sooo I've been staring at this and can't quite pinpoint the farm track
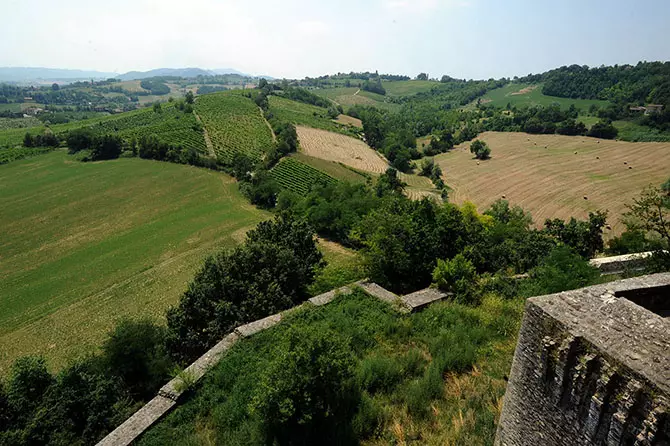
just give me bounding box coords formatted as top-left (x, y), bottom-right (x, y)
top-left (194, 111), bottom-right (216, 158)
top-left (434, 132), bottom-right (670, 235)
top-left (259, 106), bottom-right (277, 143)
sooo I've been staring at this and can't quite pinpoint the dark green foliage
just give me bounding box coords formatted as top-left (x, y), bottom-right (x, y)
top-left (362, 77), bottom-right (386, 96)
top-left (90, 134), bottom-right (123, 161)
top-left (66, 128), bottom-right (95, 153)
top-left (251, 328), bottom-right (358, 445)
top-left (23, 130), bottom-right (60, 148)
top-left (184, 91), bottom-right (194, 105)
top-left (519, 246), bottom-right (601, 297)
top-left (375, 168), bottom-right (406, 197)
top-left (556, 118), bottom-right (587, 136)
top-left (140, 79), bottom-right (170, 95)
top-left (137, 134), bottom-right (202, 165)
top-left (432, 254), bottom-right (480, 304)
top-left (6, 357), bottom-right (53, 421)
top-left (101, 319), bottom-right (174, 400)
top-left (587, 121), bottom-right (618, 139)
top-left (606, 229), bottom-right (660, 255)
top-left (356, 355), bottom-right (403, 394)
top-left (165, 214), bottom-right (323, 363)
top-left (544, 210), bottom-right (608, 258)
top-left (240, 169), bottom-right (281, 208)
top-left (470, 139), bottom-right (491, 160)
top-left (280, 87), bottom-right (331, 109)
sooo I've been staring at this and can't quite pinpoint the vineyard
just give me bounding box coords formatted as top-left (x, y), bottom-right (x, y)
top-left (270, 157), bottom-right (338, 195)
top-left (195, 91), bottom-right (273, 163)
top-left (70, 105), bottom-right (207, 154)
top-left (0, 117), bottom-right (42, 131)
top-left (0, 146), bottom-right (54, 164)
top-left (268, 95), bottom-right (352, 134)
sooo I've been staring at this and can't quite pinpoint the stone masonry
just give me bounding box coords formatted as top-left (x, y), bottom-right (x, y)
top-left (496, 273), bottom-right (670, 446)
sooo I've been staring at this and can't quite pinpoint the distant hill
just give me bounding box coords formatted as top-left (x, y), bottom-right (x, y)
top-left (0, 67), bottom-right (119, 82)
top-left (118, 68), bottom-right (214, 80)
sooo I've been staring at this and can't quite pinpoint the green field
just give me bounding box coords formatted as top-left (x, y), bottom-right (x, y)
top-left (313, 87), bottom-right (401, 112)
top-left (268, 95), bottom-right (345, 133)
top-left (0, 146), bottom-right (54, 164)
top-left (291, 152), bottom-right (369, 184)
top-left (478, 83), bottom-right (610, 110)
top-left (0, 103), bottom-right (207, 152)
top-left (270, 157), bottom-right (338, 194)
top-left (0, 151), bottom-right (269, 373)
top-left (381, 80), bottom-right (439, 96)
top-left (0, 116), bottom-right (42, 130)
top-left (195, 91), bottom-right (273, 163)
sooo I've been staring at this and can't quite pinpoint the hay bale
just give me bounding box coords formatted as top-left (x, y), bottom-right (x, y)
top-left (629, 166), bottom-right (633, 169)
top-left (596, 156), bottom-right (600, 160)
top-left (502, 195), bottom-right (506, 199)
top-left (574, 151), bottom-right (578, 155)
top-left (584, 196), bottom-right (588, 200)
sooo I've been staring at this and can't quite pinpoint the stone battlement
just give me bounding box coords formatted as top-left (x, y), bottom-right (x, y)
top-left (496, 273), bottom-right (670, 446)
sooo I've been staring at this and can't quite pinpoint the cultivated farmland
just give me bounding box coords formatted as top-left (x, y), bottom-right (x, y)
top-left (268, 95), bottom-right (345, 133)
top-left (296, 125), bottom-right (388, 173)
top-left (195, 91), bottom-right (273, 163)
top-left (475, 83), bottom-right (610, 110)
top-left (0, 151), bottom-right (269, 373)
top-left (269, 157), bottom-right (338, 195)
top-left (434, 132), bottom-right (670, 234)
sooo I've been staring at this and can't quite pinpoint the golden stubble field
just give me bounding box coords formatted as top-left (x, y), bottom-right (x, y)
top-left (434, 132), bottom-right (670, 235)
top-left (296, 126), bottom-right (441, 200)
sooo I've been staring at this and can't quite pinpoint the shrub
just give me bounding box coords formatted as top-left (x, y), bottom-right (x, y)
top-left (356, 355), bottom-right (403, 394)
top-left (352, 393), bottom-right (385, 439)
top-left (6, 357), bottom-right (53, 420)
top-left (432, 254), bottom-right (480, 304)
top-left (587, 121), bottom-right (618, 139)
top-left (250, 328), bottom-right (359, 445)
top-left (519, 246), bottom-right (600, 297)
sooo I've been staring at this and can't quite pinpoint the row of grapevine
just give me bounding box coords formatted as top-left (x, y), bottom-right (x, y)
top-left (269, 157), bottom-right (338, 195)
top-left (194, 91), bottom-right (273, 164)
top-left (0, 146), bottom-right (54, 164)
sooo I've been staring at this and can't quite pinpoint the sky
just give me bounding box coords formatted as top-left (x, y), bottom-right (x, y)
top-left (1, 0), bottom-right (669, 79)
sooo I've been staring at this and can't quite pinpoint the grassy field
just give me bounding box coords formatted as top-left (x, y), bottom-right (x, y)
top-left (139, 289), bottom-right (522, 445)
top-left (434, 132), bottom-right (670, 235)
top-left (0, 151), bottom-right (269, 373)
top-left (195, 91), bottom-right (273, 163)
top-left (477, 83), bottom-right (610, 110)
top-left (313, 87), bottom-right (401, 112)
top-left (268, 95), bottom-right (348, 133)
top-left (381, 80), bottom-right (439, 97)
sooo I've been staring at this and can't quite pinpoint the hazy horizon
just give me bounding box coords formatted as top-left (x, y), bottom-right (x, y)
top-left (1, 0), bottom-right (669, 80)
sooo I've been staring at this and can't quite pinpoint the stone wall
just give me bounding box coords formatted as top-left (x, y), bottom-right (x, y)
top-left (496, 273), bottom-right (670, 446)
top-left (96, 281), bottom-right (450, 446)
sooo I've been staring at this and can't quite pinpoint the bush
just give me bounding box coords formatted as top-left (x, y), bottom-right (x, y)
top-left (250, 328), bottom-right (359, 445)
top-left (432, 254), bottom-right (480, 304)
top-left (351, 393), bottom-right (385, 439)
top-left (356, 355), bottom-right (403, 394)
top-left (6, 357), bottom-right (53, 419)
top-left (101, 319), bottom-right (174, 400)
top-left (519, 246), bottom-right (600, 297)
top-left (588, 121), bottom-right (618, 139)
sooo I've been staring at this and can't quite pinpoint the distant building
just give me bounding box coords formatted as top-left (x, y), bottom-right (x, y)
top-left (629, 104), bottom-right (664, 115)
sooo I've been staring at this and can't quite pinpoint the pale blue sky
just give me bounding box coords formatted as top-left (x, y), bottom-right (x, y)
top-left (1, 0), bottom-right (668, 79)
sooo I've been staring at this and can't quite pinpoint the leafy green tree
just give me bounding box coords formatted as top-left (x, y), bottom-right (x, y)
top-left (432, 254), bottom-right (480, 304)
top-left (470, 139), bottom-right (491, 160)
top-left (519, 246), bottom-right (600, 297)
top-left (623, 185), bottom-right (670, 270)
top-left (587, 121), bottom-right (618, 139)
top-left (90, 134), bottom-right (123, 161)
top-left (166, 215), bottom-right (323, 362)
top-left (184, 91), bottom-right (194, 104)
top-left (66, 128), bottom-right (95, 153)
top-left (152, 102), bottom-right (162, 113)
top-left (101, 319), bottom-right (173, 400)
top-left (544, 211), bottom-right (608, 258)
top-left (6, 357), bottom-right (53, 420)
top-left (250, 328), bottom-right (358, 445)
top-left (417, 73), bottom-right (428, 81)
top-left (375, 168), bottom-right (406, 197)
top-left (23, 132), bottom-right (33, 148)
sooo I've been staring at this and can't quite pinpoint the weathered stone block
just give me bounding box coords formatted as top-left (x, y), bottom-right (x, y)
top-left (400, 287), bottom-right (451, 312)
top-left (495, 273), bottom-right (670, 446)
top-left (234, 313), bottom-right (282, 338)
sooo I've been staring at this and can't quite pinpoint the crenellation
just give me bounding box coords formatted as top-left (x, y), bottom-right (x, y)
top-left (496, 273), bottom-right (670, 446)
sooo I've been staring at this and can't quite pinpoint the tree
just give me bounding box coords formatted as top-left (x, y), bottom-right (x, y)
top-left (90, 134), bottom-right (123, 161)
top-left (184, 91), bottom-right (194, 104)
top-left (166, 215), bottom-right (323, 362)
top-left (470, 139), bottom-right (491, 160)
top-left (587, 121), bottom-right (618, 139)
top-left (544, 211), bottom-right (608, 258)
top-left (432, 254), bottom-right (480, 304)
top-left (23, 132), bottom-right (33, 147)
top-left (51, 83), bottom-right (59, 91)
top-left (6, 357), bottom-right (53, 419)
top-left (417, 73), bottom-right (428, 81)
top-left (250, 328), bottom-right (358, 445)
top-left (520, 246), bottom-right (600, 297)
top-left (375, 168), bottom-right (406, 197)
top-left (66, 128), bottom-right (95, 153)
top-left (152, 102), bottom-right (162, 113)
top-left (101, 319), bottom-right (173, 400)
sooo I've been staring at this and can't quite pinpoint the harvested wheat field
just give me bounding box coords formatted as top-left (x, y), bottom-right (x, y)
top-left (434, 132), bottom-right (670, 235)
top-left (297, 126), bottom-right (388, 173)
top-left (334, 114), bottom-right (363, 128)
